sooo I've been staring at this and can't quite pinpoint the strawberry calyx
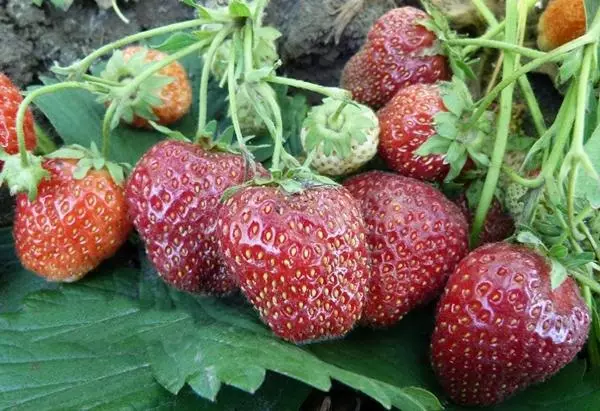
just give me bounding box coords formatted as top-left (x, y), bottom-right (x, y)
top-left (301, 98), bottom-right (378, 161)
top-left (419, 0), bottom-right (476, 80)
top-left (97, 48), bottom-right (175, 126)
top-left (0, 151), bottom-right (49, 200)
top-left (416, 77), bottom-right (494, 182)
top-left (46, 143), bottom-right (129, 186)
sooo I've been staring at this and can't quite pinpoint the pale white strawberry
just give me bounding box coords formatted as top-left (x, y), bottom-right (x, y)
top-left (301, 98), bottom-right (379, 176)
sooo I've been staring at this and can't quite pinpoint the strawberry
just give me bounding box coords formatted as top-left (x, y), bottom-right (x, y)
top-left (216, 185), bottom-right (370, 343)
top-left (101, 46), bottom-right (192, 128)
top-left (431, 243), bottom-right (590, 406)
top-left (0, 73), bottom-right (37, 165)
top-left (13, 159), bottom-right (131, 282)
top-left (301, 98), bottom-right (379, 176)
top-left (341, 7), bottom-right (450, 109)
top-left (538, 0), bottom-right (585, 51)
top-left (455, 193), bottom-right (514, 244)
top-left (126, 140), bottom-right (263, 294)
top-left (377, 83), bottom-right (450, 182)
top-left (343, 171), bottom-right (468, 327)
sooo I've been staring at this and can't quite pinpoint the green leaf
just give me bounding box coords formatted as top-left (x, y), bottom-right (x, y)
top-left (153, 32), bottom-right (202, 53)
top-left (0, 228), bottom-right (58, 314)
top-left (558, 49), bottom-right (583, 85)
top-left (229, 0), bottom-right (252, 17)
top-left (516, 231), bottom-right (545, 248)
top-left (576, 124), bottom-right (600, 208)
top-left (563, 252), bottom-right (595, 269)
top-left (448, 360), bottom-right (600, 410)
top-left (550, 259), bottom-right (569, 290)
top-left (0, 252), bottom-right (441, 411)
top-left (415, 135), bottom-right (451, 156)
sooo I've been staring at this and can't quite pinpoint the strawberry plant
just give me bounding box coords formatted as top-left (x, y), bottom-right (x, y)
top-left (2, 0), bottom-right (600, 409)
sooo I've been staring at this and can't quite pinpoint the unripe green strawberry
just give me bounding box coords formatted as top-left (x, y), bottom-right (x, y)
top-left (229, 84), bottom-right (276, 137)
top-left (505, 181), bottom-right (528, 218)
top-left (211, 27), bottom-right (281, 83)
top-left (301, 99), bottom-right (379, 176)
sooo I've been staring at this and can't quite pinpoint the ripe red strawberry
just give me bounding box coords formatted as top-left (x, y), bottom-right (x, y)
top-left (126, 140), bottom-right (263, 294)
top-left (431, 243), bottom-right (590, 406)
top-left (343, 171), bottom-right (468, 327)
top-left (455, 193), bottom-right (514, 244)
top-left (105, 46), bottom-right (192, 128)
top-left (341, 7), bottom-right (450, 109)
top-left (0, 73), bottom-right (37, 164)
top-left (377, 83), bottom-right (450, 182)
top-left (14, 159), bottom-right (131, 282)
top-left (216, 185), bottom-right (370, 343)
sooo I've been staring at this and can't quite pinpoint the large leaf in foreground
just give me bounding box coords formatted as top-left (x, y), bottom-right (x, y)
top-left (0, 262), bottom-right (441, 411)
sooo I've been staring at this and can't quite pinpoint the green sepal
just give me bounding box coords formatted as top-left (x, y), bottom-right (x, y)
top-left (45, 143), bottom-right (129, 186)
top-left (99, 48), bottom-right (176, 125)
top-left (550, 259), bottom-right (569, 290)
top-left (419, 1), bottom-right (476, 80)
top-left (149, 121), bottom-right (191, 142)
top-left (301, 98), bottom-right (378, 160)
top-left (228, 0), bottom-right (251, 18)
top-left (0, 151), bottom-right (49, 201)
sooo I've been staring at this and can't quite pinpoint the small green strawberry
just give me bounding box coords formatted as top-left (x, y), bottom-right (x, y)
top-left (301, 99), bottom-right (379, 176)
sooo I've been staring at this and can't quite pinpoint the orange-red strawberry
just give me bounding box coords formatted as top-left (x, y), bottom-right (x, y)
top-left (344, 171), bottom-right (468, 327)
top-left (378, 83), bottom-right (450, 182)
top-left (126, 140), bottom-right (263, 294)
top-left (454, 193), bottom-right (514, 244)
top-left (0, 73), bottom-right (36, 165)
top-left (341, 7), bottom-right (450, 109)
top-left (14, 159), bottom-right (131, 282)
top-left (537, 0), bottom-right (585, 51)
top-left (216, 185), bottom-right (370, 343)
top-left (431, 243), bottom-right (590, 406)
top-left (104, 46), bottom-right (192, 128)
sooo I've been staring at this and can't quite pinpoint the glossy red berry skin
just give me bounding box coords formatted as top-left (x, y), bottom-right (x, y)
top-left (0, 73), bottom-right (36, 165)
top-left (217, 185), bottom-right (370, 343)
top-left (341, 7), bottom-right (450, 109)
top-left (126, 140), bottom-right (261, 294)
top-left (431, 243), bottom-right (590, 406)
top-left (14, 159), bottom-right (131, 282)
top-left (344, 171), bottom-right (469, 327)
top-left (378, 83), bottom-right (450, 182)
top-left (454, 193), bottom-right (515, 244)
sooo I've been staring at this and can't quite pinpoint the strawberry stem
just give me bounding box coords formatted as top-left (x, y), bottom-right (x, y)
top-left (470, 0), bottom-right (497, 27)
top-left (448, 39), bottom-right (547, 60)
top-left (227, 33), bottom-right (249, 154)
top-left (54, 19), bottom-right (213, 78)
top-left (254, 0), bottom-right (270, 28)
top-left (572, 271), bottom-right (600, 295)
top-left (329, 101), bottom-right (348, 129)
top-left (17, 82), bottom-right (93, 167)
top-left (468, 31), bottom-right (598, 129)
top-left (196, 27), bottom-right (235, 142)
top-left (470, 0), bottom-right (519, 246)
top-left (463, 22), bottom-right (505, 55)
top-left (111, 0), bottom-right (130, 24)
top-left (243, 21), bottom-right (254, 74)
top-left (266, 76), bottom-right (350, 100)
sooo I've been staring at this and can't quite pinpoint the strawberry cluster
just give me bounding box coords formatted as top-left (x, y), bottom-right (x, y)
top-left (0, 1), bottom-right (595, 408)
